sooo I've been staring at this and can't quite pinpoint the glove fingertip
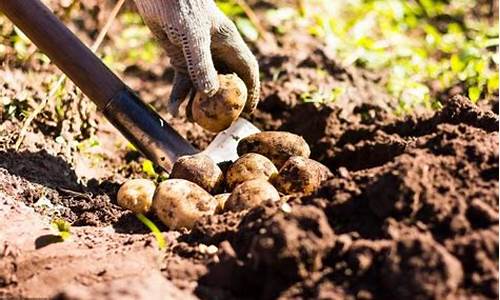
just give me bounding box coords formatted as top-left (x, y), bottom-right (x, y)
top-left (243, 95), bottom-right (259, 114)
top-left (168, 72), bottom-right (193, 117)
top-left (193, 71), bottom-right (220, 98)
top-left (243, 78), bottom-right (260, 114)
top-left (167, 99), bottom-right (182, 117)
top-left (186, 90), bottom-right (196, 122)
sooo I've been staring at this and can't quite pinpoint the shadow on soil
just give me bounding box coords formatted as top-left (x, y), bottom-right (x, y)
top-left (0, 149), bottom-right (83, 191)
top-left (0, 149), bottom-right (127, 227)
top-left (35, 234), bottom-right (64, 249)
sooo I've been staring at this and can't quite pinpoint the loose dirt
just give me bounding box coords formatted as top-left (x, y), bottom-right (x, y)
top-left (0, 2), bottom-right (498, 299)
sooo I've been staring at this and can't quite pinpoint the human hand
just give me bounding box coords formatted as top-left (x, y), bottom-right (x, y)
top-left (134, 0), bottom-right (260, 116)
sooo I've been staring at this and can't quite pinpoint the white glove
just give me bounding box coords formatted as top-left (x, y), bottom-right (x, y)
top-left (134, 0), bottom-right (260, 116)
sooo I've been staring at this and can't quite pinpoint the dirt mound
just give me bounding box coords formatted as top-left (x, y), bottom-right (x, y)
top-left (0, 153), bottom-right (124, 226)
top-left (184, 95), bottom-right (498, 299)
top-left (253, 47), bottom-right (395, 132)
top-left (236, 203), bottom-right (334, 279)
top-left (0, 3), bottom-right (497, 297)
top-left (1, 86), bottom-right (498, 299)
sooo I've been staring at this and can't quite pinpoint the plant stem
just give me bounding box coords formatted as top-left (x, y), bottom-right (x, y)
top-left (136, 213), bottom-right (166, 250)
top-left (233, 0), bottom-right (274, 44)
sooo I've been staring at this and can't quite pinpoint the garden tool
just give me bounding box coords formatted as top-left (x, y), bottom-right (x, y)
top-left (0, 0), bottom-right (260, 172)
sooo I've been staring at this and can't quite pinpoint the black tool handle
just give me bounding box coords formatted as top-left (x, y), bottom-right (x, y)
top-left (0, 0), bottom-right (198, 171)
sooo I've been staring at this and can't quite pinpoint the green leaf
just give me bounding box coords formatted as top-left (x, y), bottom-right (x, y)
top-left (157, 173), bottom-right (170, 182)
top-left (51, 218), bottom-right (72, 241)
top-left (77, 137), bottom-right (100, 152)
top-left (59, 231), bottom-right (71, 240)
top-left (450, 54), bottom-right (465, 73)
top-left (468, 86), bottom-right (481, 103)
top-left (13, 26), bottom-right (30, 43)
top-left (266, 7), bottom-right (297, 24)
top-left (487, 73), bottom-right (499, 93)
top-left (473, 59), bottom-right (486, 74)
top-left (447, 23), bottom-right (462, 34)
top-left (216, 1), bottom-right (244, 17)
top-left (331, 87), bottom-right (345, 101)
top-left (136, 213), bottom-right (166, 250)
top-left (121, 12), bottom-right (144, 25)
top-left (236, 18), bottom-right (259, 42)
top-left (126, 142), bottom-right (138, 152)
top-left (142, 160), bottom-right (157, 177)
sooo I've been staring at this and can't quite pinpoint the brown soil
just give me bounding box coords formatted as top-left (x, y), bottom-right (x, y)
top-left (0, 2), bottom-right (498, 300)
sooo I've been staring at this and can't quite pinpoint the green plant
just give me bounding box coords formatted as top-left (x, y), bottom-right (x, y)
top-left (77, 136), bottom-right (100, 152)
top-left (267, 0), bottom-right (499, 111)
top-left (51, 218), bottom-right (72, 241)
top-left (126, 142), bottom-right (138, 152)
top-left (102, 12), bottom-right (161, 72)
top-left (216, 0), bottom-right (259, 41)
top-left (136, 213), bottom-right (166, 250)
top-left (142, 159), bottom-right (158, 178)
top-left (1, 96), bottom-right (30, 120)
top-left (301, 87), bottom-right (345, 104)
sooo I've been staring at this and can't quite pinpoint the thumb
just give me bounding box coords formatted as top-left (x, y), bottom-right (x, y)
top-left (168, 71), bottom-right (192, 116)
top-left (181, 27), bottom-right (219, 97)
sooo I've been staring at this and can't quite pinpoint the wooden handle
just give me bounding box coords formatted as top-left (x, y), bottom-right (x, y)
top-left (0, 0), bottom-right (124, 109)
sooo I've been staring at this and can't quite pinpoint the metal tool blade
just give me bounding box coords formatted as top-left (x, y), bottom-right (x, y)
top-left (201, 118), bottom-right (261, 164)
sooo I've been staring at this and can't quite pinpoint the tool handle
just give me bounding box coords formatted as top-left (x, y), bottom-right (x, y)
top-left (0, 0), bottom-right (122, 108)
top-left (0, 0), bottom-right (199, 171)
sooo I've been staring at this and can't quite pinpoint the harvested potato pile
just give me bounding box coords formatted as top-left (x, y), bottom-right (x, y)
top-left (117, 131), bottom-right (331, 230)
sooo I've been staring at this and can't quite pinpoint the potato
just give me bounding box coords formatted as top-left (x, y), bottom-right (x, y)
top-left (170, 154), bottom-right (223, 194)
top-left (225, 153), bottom-right (278, 190)
top-left (117, 179), bottom-right (156, 214)
top-left (237, 131), bottom-right (311, 168)
top-left (192, 74), bottom-right (247, 132)
top-left (153, 179), bottom-right (218, 230)
top-left (225, 179), bottom-right (280, 212)
top-left (273, 156), bottom-right (332, 195)
top-left (214, 193), bottom-right (231, 213)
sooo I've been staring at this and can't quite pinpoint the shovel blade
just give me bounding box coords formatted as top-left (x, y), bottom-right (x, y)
top-left (202, 118), bottom-right (261, 164)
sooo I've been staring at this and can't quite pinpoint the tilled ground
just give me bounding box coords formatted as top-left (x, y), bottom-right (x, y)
top-left (183, 95), bottom-right (499, 300)
top-left (0, 1), bottom-right (499, 299)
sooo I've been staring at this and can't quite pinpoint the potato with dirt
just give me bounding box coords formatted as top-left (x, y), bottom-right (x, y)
top-left (191, 74), bottom-right (247, 132)
top-left (273, 156), bottom-right (332, 195)
top-left (237, 131), bottom-right (311, 168)
top-left (225, 153), bottom-right (278, 190)
top-left (170, 154), bottom-right (223, 194)
top-left (225, 178), bottom-right (280, 212)
top-left (153, 179), bottom-right (218, 230)
top-left (117, 179), bottom-right (156, 214)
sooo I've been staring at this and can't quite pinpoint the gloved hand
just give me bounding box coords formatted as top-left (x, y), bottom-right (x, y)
top-left (134, 0), bottom-right (260, 117)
